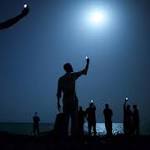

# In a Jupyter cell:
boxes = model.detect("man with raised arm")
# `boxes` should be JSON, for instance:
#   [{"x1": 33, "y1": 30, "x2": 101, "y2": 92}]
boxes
[{"x1": 57, "y1": 57, "x2": 90, "y2": 137}]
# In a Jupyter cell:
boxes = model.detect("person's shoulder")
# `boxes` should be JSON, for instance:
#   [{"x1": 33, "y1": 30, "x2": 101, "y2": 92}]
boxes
[
  {"x1": 58, "y1": 74, "x2": 66, "y2": 81},
  {"x1": 71, "y1": 71, "x2": 82, "y2": 75}
]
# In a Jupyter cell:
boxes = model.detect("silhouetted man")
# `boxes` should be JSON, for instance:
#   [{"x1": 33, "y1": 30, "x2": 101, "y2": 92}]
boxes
[
  {"x1": 0, "y1": 4, "x2": 29, "y2": 30},
  {"x1": 86, "y1": 101, "x2": 96, "y2": 136},
  {"x1": 57, "y1": 57, "x2": 90, "y2": 136},
  {"x1": 103, "y1": 104, "x2": 113, "y2": 136},
  {"x1": 78, "y1": 106, "x2": 85, "y2": 137},
  {"x1": 132, "y1": 105, "x2": 140, "y2": 135},
  {"x1": 123, "y1": 99, "x2": 132, "y2": 135},
  {"x1": 33, "y1": 112, "x2": 40, "y2": 136}
]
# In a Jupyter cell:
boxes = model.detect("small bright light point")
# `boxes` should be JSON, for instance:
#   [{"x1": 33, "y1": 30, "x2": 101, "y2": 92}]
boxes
[
  {"x1": 24, "y1": 4, "x2": 27, "y2": 8},
  {"x1": 125, "y1": 97, "x2": 128, "y2": 101},
  {"x1": 85, "y1": 56, "x2": 88, "y2": 59},
  {"x1": 91, "y1": 100, "x2": 94, "y2": 103}
]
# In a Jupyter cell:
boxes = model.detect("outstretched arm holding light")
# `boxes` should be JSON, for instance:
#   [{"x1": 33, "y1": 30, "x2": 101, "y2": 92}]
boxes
[
  {"x1": 83, "y1": 56, "x2": 90, "y2": 75},
  {"x1": 73, "y1": 56, "x2": 90, "y2": 79},
  {"x1": 124, "y1": 97, "x2": 128, "y2": 112},
  {"x1": 0, "y1": 4, "x2": 29, "y2": 30},
  {"x1": 56, "y1": 57, "x2": 90, "y2": 112}
]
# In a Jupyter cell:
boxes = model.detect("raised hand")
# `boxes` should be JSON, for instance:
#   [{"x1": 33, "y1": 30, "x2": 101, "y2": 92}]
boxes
[{"x1": 21, "y1": 4, "x2": 29, "y2": 16}]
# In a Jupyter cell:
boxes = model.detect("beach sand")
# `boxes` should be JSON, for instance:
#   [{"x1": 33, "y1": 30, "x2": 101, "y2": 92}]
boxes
[{"x1": 0, "y1": 131, "x2": 150, "y2": 150}]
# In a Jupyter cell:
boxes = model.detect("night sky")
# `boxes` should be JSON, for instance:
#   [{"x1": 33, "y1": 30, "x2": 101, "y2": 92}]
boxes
[{"x1": 0, "y1": 0, "x2": 150, "y2": 134}]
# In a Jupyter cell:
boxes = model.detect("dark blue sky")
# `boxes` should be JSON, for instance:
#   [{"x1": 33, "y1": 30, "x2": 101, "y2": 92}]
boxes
[{"x1": 0, "y1": 0, "x2": 150, "y2": 134}]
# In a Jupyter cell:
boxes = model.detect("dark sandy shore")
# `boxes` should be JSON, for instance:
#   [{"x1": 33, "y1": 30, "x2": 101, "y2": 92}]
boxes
[{"x1": 0, "y1": 131, "x2": 150, "y2": 150}]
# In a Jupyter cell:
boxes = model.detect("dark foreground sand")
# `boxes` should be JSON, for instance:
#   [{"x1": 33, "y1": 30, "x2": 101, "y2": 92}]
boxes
[{"x1": 0, "y1": 131, "x2": 150, "y2": 150}]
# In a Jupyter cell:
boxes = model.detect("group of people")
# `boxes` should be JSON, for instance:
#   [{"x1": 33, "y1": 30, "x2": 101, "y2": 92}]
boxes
[
  {"x1": 78, "y1": 100, "x2": 139, "y2": 137},
  {"x1": 78, "y1": 102, "x2": 113, "y2": 137},
  {"x1": 123, "y1": 98, "x2": 140, "y2": 136},
  {"x1": 78, "y1": 102, "x2": 97, "y2": 137},
  {"x1": 1, "y1": 5, "x2": 140, "y2": 138},
  {"x1": 56, "y1": 57, "x2": 140, "y2": 138}
]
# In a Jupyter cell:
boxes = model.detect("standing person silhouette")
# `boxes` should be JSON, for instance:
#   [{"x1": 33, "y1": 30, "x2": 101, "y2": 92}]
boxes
[
  {"x1": 0, "y1": 4, "x2": 29, "y2": 30},
  {"x1": 123, "y1": 98, "x2": 132, "y2": 135},
  {"x1": 132, "y1": 105, "x2": 140, "y2": 135},
  {"x1": 86, "y1": 100, "x2": 97, "y2": 136},
  {"x1": 57, "y1": 57, "x2": 90, "y2": 137},
  {"x1": 103, "y1": 104, "x2": 113, "y2": 136},
  {"x1": 33, "y1": 112, "x2": 40, "y2": 136},
  {"x1": 78, "y1": 106, "x2": 85, "y2": 137}
]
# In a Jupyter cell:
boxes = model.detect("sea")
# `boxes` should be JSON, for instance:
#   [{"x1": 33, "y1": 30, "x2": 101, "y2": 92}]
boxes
[{"x1": 0, "y1": 123, "x2": 123, "y2": 135}]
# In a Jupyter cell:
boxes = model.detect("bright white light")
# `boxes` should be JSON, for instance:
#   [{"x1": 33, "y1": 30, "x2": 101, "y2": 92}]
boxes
[
  {"x1": 84, "y1": 8, "x2": 109, "y2": 28},
  {"x1": 85, "y1": 56, "x2": 89, "y2": 59},
  {"x1": 89, "y1": 10, "x2": 105, "y2": 25},
  {"x1": 24, "y1": 4, "x2": 28, "y2": 8},
  {"x1": 90, "y1": 100, "x2": 94, "y2": 103}
]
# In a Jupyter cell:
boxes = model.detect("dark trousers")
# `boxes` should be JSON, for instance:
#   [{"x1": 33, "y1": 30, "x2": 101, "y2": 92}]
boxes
[
  {"x1": 88, "y1": 121, "x2": 96, "y2": 136},
  {"x1": 63, "y1": 110, "x2": 78, "y2": 137},
  {"x1": 33, "y1": 124, "x2": 39, "y2": 136},
  {"x1": 105, "y1": 121, "x2": 112, "y2": 136}
]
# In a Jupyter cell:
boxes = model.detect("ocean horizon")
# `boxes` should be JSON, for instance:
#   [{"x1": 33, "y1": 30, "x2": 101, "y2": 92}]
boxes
[{"x1": 0, "y1": 122, "x2": 124, "y2": 135}]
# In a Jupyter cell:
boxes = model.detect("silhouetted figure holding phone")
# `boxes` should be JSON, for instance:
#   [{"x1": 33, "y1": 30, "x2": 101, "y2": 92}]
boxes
[
  {"x1": 86, "y1": 101, "x2": 96, "y2": 136},
  {"x1": 33, "y1": 112, "x2": 40, "y2": 136},
  {"x1": 57, "y1": 57, "x2": 90, "y2": 137},
  {"x1": 0, "y1": 4, "x2": 29, "y2": 30},
  {"x1": 78, "y1": 106, "x2": 85, "y2": 137},
  {"x1": 123, "y1": 98, "x2": 132, "y2": 135},
  {"x1": 103, "y1": 104, "x2": 113, "y2": 136},
  {"x1": 132, "y1": 105, "x2": 140, "y2": 135}
]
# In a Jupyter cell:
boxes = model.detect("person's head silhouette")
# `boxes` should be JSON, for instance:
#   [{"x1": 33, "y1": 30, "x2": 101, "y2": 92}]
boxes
[
  {"x1": 34, "y1": 112, "x2": 38, "y2": 116},
  {"x1": 105, "y1": 104, "x2": 109, "y2": 109},
  {"x1": 64, "y1": 63, "x2": 74, "y2": 73}
]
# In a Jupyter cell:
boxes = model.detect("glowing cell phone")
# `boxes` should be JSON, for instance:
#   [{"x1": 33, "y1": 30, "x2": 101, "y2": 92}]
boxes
[
  {"x1": 91, "y1": 99, "x2": 94, "y2": 103},
  {"x1": 85, "y1": 56, "x2": 89, "y2": 60},
  {"x1": 24, "y1": 4, "x2": 28, "y2": 8}
]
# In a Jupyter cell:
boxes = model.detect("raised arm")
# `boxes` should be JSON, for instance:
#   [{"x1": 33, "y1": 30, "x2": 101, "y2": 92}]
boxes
[
  {"x1": 73, "y1": 57, "x2": 90, "y2": 79},
  {"x1": 123, "y1": 99, "x2": 128, "y2": 112},
  {"x1": 83, "y1": 56, "x2": 90, "y2": 75},
  {"x1": 0, "y1": 5, "x2": 29, "y2": 30}
]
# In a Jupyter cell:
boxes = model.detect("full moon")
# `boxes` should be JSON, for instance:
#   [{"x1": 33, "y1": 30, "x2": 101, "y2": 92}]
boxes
[
  {"x1": 84, "y1": 8, "x2": 108, "y2": 27},
  {"x1": 89, "y1": 10, "x2": 105, "y2": 25}
]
